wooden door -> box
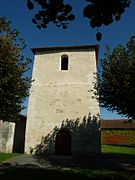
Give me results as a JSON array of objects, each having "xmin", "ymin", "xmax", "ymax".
[{"xmin": 55, "ymin": 130, "xmax": 71, "ymax": 155}]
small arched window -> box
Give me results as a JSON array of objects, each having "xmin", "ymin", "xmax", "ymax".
[{"xmin": 61, "ymin": 55, "xmax": 69, "ymax": 70}]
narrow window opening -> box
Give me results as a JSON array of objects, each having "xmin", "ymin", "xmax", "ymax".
[{"xmin": 61, "ymin": 55, "xmax": 68, "ymax": 70}]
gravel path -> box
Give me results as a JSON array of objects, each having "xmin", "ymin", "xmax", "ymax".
[{"xmin": 0, "ymin": 154, "xmax": 135, "ymax": 171}]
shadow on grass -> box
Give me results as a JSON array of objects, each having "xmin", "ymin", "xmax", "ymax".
[
  {"xmin": 101, "ymin": 152, "xmax": 135, "ymax": 159},
  {"xmin": 105, "ymin": 144, "xmax": 135, "ymax": 148},
  {"xmin": 32, "ymin": 155, "xmax": 122, "ymax": 170},
  {"xmin": 0, "ymin": 167, "xmax": 135, "ymax": 180},
  {"xmin": 0, "ymin": 153, "xmax": 135, "ymax": 180}
]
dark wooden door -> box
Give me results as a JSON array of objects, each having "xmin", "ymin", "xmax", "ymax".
[{"xmin": 55, "ymin": 130, "xmax": 71, "ymax": 155}]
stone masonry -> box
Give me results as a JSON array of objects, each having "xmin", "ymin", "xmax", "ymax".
[
  {"xmin": 25, "ymin": 45, "xmax": 100, "ymax": 155},
  {"xmin": 0, "ymin": 120, "xmax": 15, "ymax": 152}
]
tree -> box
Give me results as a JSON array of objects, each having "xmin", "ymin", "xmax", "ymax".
[
  {"xmin": 93, "ymin": 36, "xmax": 135, "ymax": 119},
  {"xmin": 0, "ymin": 17, "xmax": 31, "ymax": 122},
  {"xmin": 27, "ymin": 0, "xmax": 131, "ymax": 41}
]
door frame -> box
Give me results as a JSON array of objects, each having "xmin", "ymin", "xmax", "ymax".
[{"xmin": 55, "ymin": 128, "xmax": 71, "ymax": 155}]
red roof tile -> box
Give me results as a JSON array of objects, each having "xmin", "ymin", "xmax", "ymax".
[{"xmin": 100, "ymin": 119, "xmax": 135, "ymax": 129}]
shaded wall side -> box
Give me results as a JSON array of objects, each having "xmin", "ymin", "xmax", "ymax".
[{"xmin": 13, "ymin": 119, "xmax": 26, "ymax": 153}]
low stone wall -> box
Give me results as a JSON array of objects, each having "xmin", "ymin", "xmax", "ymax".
[{"xmin": 0, "ymin": 120, "xmax": 15, "ymax": 152}]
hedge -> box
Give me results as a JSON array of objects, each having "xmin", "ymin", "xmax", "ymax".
[{"xmin": 101, "ymin": 129, "xmax": 135, "ymax": 145}]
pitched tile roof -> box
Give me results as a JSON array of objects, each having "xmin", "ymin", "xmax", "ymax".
[{"xmin": 100, "ymin": 119, "xmax": 135, "ymax": 129}]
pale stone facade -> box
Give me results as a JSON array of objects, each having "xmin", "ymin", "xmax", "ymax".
[
  {"xmin": 0, "ymin": 120, "xmax": 15, "ymax": 152},
  {"xmin": 25, "ymin": 45, "xmax": 100, "ymax": 155},
  {"xmin": 0, "ymin": 115, "xmax": 26, "ymax": 153}
]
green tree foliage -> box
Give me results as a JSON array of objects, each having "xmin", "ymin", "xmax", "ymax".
[
  {"xmin": 27, "ymin": 0, "xmax": 75, "ymax": 30},
  {"xmin": 27, "ymin": 0, "xmax": 131, "ymax": 41},
  {"xmin": 93, "ymin": 36, "xmax": 135, "ymax": 118},
  {"xmin": 0, "ymin": 17, "xmax": 31, "ymax": 122}
]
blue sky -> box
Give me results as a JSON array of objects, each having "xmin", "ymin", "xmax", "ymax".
[{"xmin": 0, "ymin": 0, "xmax": 135, "ymax": 119}]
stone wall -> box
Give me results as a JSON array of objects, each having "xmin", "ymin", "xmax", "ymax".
[
  {"xmin": 25, "ymin": 47, "xmax": 100, "ymax": 154},
  {"xmin": 0, "ymin": 120, "xmax": 15, "ymax": 152},
  {"xmin": 31, "ymin": 116, "xmax": 101, "ymax": 156}
]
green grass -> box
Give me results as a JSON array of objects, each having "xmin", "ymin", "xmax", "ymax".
[
  {"xmin": 0, "ymin": 152, "xmax": 20, "ymax": 162},
  {"xmin": 0, "ymin": 146, "xmax": 135, "ymax": 179},
  {"xmin": 102, "ymin": 145, "xmax": 135, "ymax": 155},
  {"xmin": 0, "ymin": 168, "xmax": 134, "ymax": 180},
  {"xmin": 0, "ymin": 145, "xmax": 135, "ymax": 163}
]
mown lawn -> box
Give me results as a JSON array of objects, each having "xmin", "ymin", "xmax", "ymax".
[
  {"xmin": 102, "ymin": 144, "xmax": 135, "ymax": 155},
  {"xmin": 0, "ymin": 168, "xmax": 134, "ymax": 180},
  {"xmin": 0, "ymin": 152, "xmax": 19, "ymax": 162},
  {"xmin": 0, "ymin": 145, "xmax": 135, "ymax": 180}
]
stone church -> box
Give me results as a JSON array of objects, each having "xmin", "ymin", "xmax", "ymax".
[
  {"xmin": 25, "ymin": 45, "xmax": 101, "ymax": 156},
  {"xmin": 0, "ymin": 45, "xmax": 100, "ymax": 155}
]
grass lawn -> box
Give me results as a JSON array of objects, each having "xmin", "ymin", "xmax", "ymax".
[
  {"xmin": 0, "ymin": 168, "xmax": 134, "ymax": 180},
  {"xmin": 0, "ymin": 145, "xmax": 135, "ymax": 179},
  {"xmin": 0, "ymin": 152, "xmax": 20, "ymax": 162},
  {"xmin": 102, "ymin": 144, "xmax": 135, "ymax": 156}
]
